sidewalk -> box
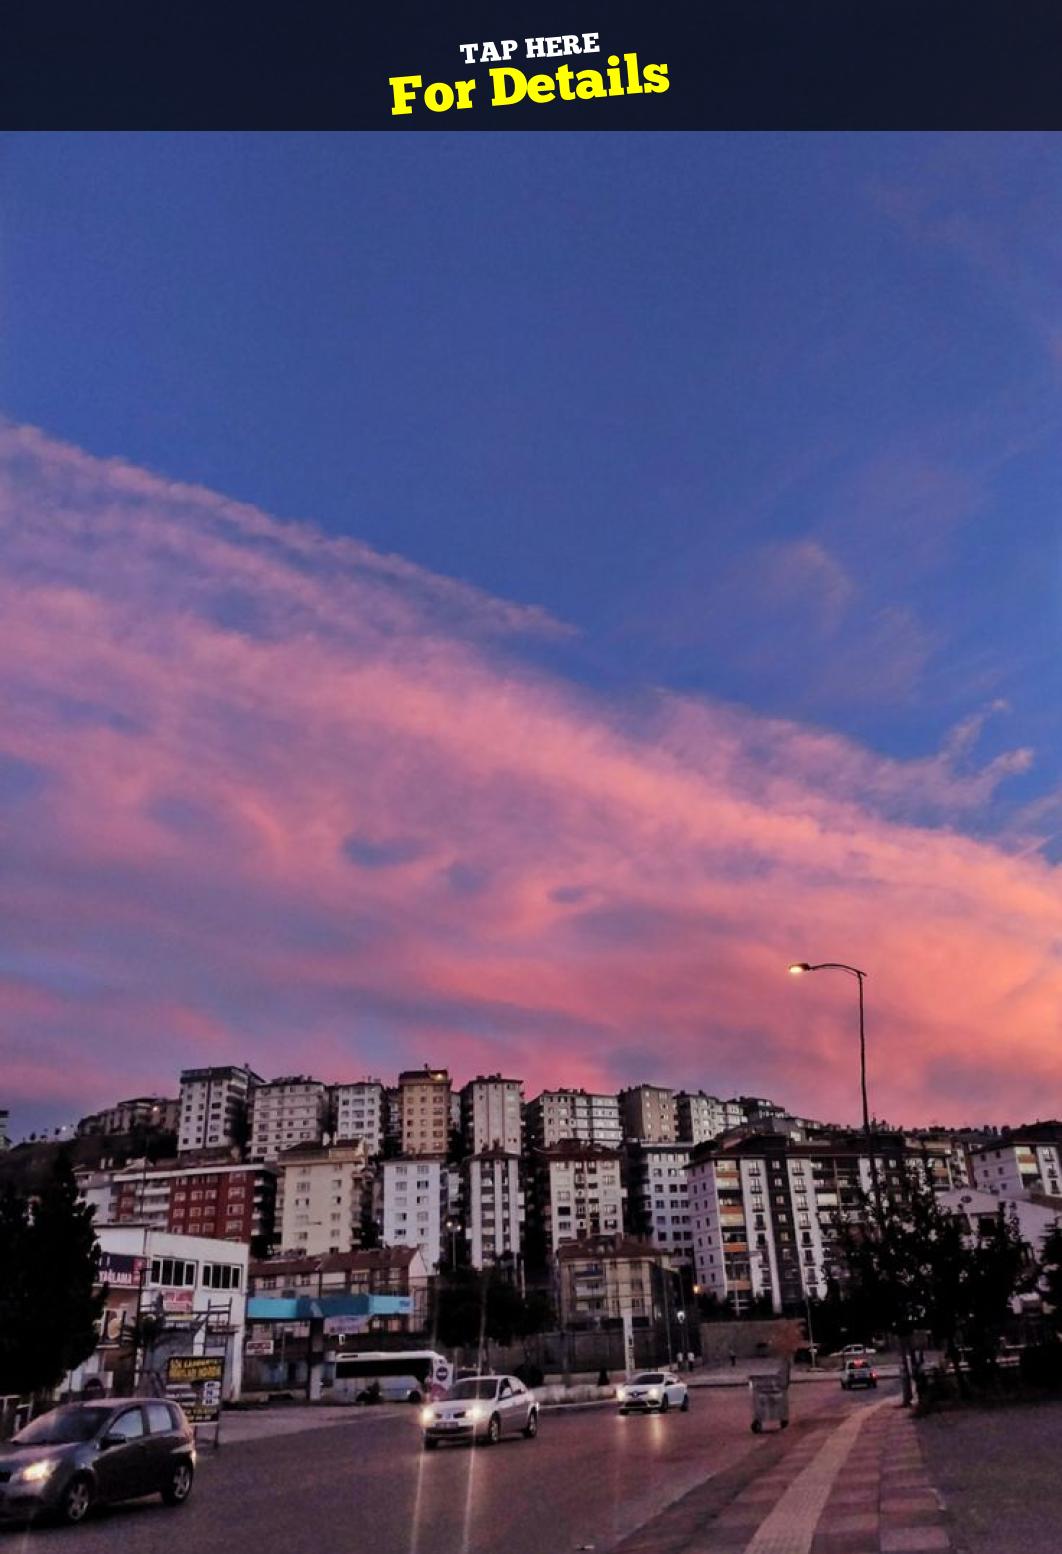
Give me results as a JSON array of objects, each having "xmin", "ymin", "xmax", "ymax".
[{"xmin": 616, "ymin": 1398, "xmax": 952, "ymax": 1554}]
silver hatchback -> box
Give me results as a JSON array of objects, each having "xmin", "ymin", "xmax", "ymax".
[
  {"xmin": 421, "ymin": 1375, "xmax": 539, "ymax": 1449},
  {"xmin": 0, "ymin": 1400, "xmax": 196, "ymax": 1526}
]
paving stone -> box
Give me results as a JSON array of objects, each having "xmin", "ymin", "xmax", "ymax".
[
  {"xmin": 879, "ymin": 1527, "xmax": 950, "ymax": 1552},
  {"xmin": 880, "ymin": 1494, "xmax": 940, "ymax": 1515},
  {"xmin": 814, "ymin": 1509, "xmax": 880, "ymax": 1534},
  {"xmin": 810, "ymin": 1534, "xmax": 880, "ymax": 1554}
]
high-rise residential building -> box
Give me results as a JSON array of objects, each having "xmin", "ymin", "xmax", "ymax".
[
  {"xmin": 0, "ymin": 1109, "xmax": 9, "ymax": 1151},
  {"xmin": 398, "ymin": 1068, "xmax": 451, "ymax": 1157},
  {"xmin": 620, "ymin": 1085, "xmax": 678, "ymax": 1143},
  {"xmin": 530, "ymin": 1142, "xmax": 625, "ymax": 1259},
  {"xmin": 688, "ymin": 1131, "xmax": 954, "ymax": 1315},
  {"xmin": 460, "ymin": 1075, "xmax": 523, "ymax": 1155},
  {"xmin": 178, "ymin": 1065, "xmax": 262, "ymax": 1156},
  {"xmin": 383, "ymin": 1087, "xmax": 402, "ymax": 1153},
  {"xmin": 676, "ymin": 1091, "xmax": 732, "ymax": 1145},
  {"xmin": 275, "ymin": 1139, "xmax": 373, "ymax": 1256},
  {"xmin": 331, "ymin": 1080, "xmax": 386, "ymax": 1154},
  {"xmin": 970, "ymin": 1134, "xmax": 1062, "ymax": 1199},
  {"xmin": 379, "ymin": 1157, "xmax": 449, "ymax": 1272},
  {"xmin": 525, "ymin": 1089, "xmax": 623, "ymax": 1150},
  {"xmin": 248, "ymin": 1076, "xmax": 329, "ymax": 1162},
  {"xmin": 623, "ymin": 1141, "xmax": 694, "ymax": 1263},
  {"xmin": 463, "ymin": 1151, "xmax": 524, "ymax": 1269}
]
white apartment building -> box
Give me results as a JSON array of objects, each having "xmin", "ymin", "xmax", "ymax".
[
  {"xmin": 249, "ymin": 1076, "xmax": 329, "ymax": 1162},
  {"xmin": 625, "ymin": 1141, "xmax": 694, "ymax": 1263},
  {"xmin": 463, "ymin": 1151, "xmax": 524, "ymax": 1268},
  {"xmin": 178, "ymin": 1064, "xmax": 261, "ymax": 1155},
  {"xmin": 380, "ymin": 1157, "xmax": 449, "ymax": 1272},
  {"xmin": 688, "ymin": 1134, "xmax": 942, "ymax": 1314},
  {"xmin": 331, "ymin": 1080, "xmax": 386, "ymax": 1154},
  {"xmin": 397, "ymin": 1068, "xmax": 452, "ymax": 1156},
  {"xmin": 971, "ymin": 1138, "xmax": 1062, "ymax": 1199},
  {"xmin": 460, "ymin": 1075, "xmax": 523, "ymax": 1155},
  {"xmin": 276, "ymin": 1139, "xmax": 373, "ymax": 1256},
  {"xmin": 526, "ymin": 1089, "xmax": 623, "ymax": 1150},
  {"xmin": 938, "ymin": 1186, "xmax": 1062, "ymax": 1260},
  {"xmin": 620, "ymin": 1085, "xmax": 678, "ymax": 1143},
  {"xmin": 532, "ymin": 1143, "xmax": 625, "ymax": 1256}
]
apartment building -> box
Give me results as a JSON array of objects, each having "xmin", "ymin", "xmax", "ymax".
[
  {"xmin": 380, "ymin": 1156, "xmax": 449, "ymax": 1272},
  {"xmin": 249, "ymin": 1246, "xmax": 430, "ymax": 1332},
  {"xmin": 620, "ymin": 1085, "xmax": 678, "ymax": 1143},
  {"xmin": 398, "ymin": 1068, "xmax": 452, "ymax": 1157},
  {"xmin": 463, "ymin": 1150, "xmax": 524, "ymax": 1269},
  {"xmin": 331, "ymin": 1080, "xmax": 386, "ymax": 1154},
  {"xmin": 971, "ymin": 1135, "xmax": 1062, "ymax": 1199},
  {"xmin": 624, "ymin": 1141, "xmax": 694, "ymax": 1263},
  {"xmin": 84, "ymin": 1158, "xmax": 277, "ymax": 1250},
  {"xmin": 276, "ymin": 1139, "xmax": 373, "ymax": 1256},
  {"xmin": 249, "ymin": 1076, "xmax": 329, "ymax": 1162},
  {"xmin": 555, "ymin": 1234, "xmax": 671, "ymax": 1330},
  {"xmin": 0, "ymin": 1109, "xmax": 9, "ymax": 1151},
  {"xmin": 688, "ymin": 1132, "xmax": 942, "ymax": 1315},
  {"xmin": 178, "ymin": 1064, "xmax": 262, "ymax": 1155},
  {"xmin": 76, "ymin": 1096, "xmax": 180, "ymax": 1137},
  {"xmin": 530, "ymin": 1141, "xmax": 625, "ymax": 1258},
  {"xmin": 460, "ymin": 1075, "xmax": 523, "ymax": 1155},
  {"xmin": 525, "ymin": 1089, "xmax": 623, "ymax": 1150}
]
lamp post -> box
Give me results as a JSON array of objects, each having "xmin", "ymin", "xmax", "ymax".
[{"xmin": 787, "ymin": 962, "xmax": 870, "ymax": 1136}]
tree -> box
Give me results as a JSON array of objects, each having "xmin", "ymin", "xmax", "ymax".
[
  {"xmin": 0, "ymin": 1152, "xmax": 105, "ymax": 1401},
  {"xmin": 1038, "ymin": 1226, "xmax": 1062, "ymax": 1331}
]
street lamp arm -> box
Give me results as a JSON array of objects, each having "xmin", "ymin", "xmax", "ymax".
[{"xmin": 801, "ymin": 962, "xmax": 867, "ymax": 979}]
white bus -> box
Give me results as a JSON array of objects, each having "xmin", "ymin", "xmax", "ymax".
[{"xmin": 332, "ymin": 1350, "xmax": 453, "ymax": 1404}]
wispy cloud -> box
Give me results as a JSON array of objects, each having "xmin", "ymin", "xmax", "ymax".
[{"xmin": 1, "ymin": 426, "xmax": 1058, "ymax": 1132}]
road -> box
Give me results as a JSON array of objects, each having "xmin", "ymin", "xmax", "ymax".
[{"xmin": 4, "ymin": 1383, "xmax": 891, "ymax": 1554}]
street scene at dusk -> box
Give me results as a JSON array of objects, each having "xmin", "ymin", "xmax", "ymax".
[{"xmin": 2, "ymin": 131, "xmax": 1062, "ymax": 1553}]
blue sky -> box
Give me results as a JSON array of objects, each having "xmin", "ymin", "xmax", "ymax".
[{"xmin": 2, "ymin": 133, "xmax": 1061, "ymax": 1136}]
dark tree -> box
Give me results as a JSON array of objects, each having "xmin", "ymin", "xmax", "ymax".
[
  {"xmin": 1038, "ymin": 1226, "xmax": 1062, "ymax": 1331},
  {"xmin": 0, "ymin": 1153, "xmax": 104, "ymax": 1401}
]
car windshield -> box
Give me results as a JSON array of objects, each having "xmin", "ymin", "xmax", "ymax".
[
  {"xmin": 632, "ymin": 1373, "xmax": 665, "ymax": 1385},
  {"xmin": 448, "ymin": 1379, "xmax": 499, "ymax": 1400},
  {"xmin": 13, "ymin": 1407, "xmax": 111, "ymax": 1445}
]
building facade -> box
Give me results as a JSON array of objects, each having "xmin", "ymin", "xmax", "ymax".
[
  {"xmin": 83, "ymin": 1159, "xmax": 277, "ymax": 1250},
  {"xmin": 525, "ymin": 1089, "xmax": 623, "ymax": 1150},
  {"xmin": 620, "ymin": 1085, "xmax": 678, "ymax": 1143},
  {"xmin": 249, "ymin": 1076, "xmax": 329, "ymax": 1162},
  {"xmin": 397, "ymin": 1068, "xmax": 452, "ymax": 1157},
  {"xmin": 624, "ymin": 1141, "xmax": 694, "ymax": 1262},
  {"xmin": 555, "ymin": 1234, "xmax": 669, "ymax": 1331},
  {"xmin": 460, "ymin": 1075, "xmax": 523, "ymax": 1155},
  {"xmin": 530, "ymin": 1142, "xmax": 625, "ymax": 1259},
  {"xmin": 331, "ymin": 1080, "xmax": 386, "ymax": 1154},
  {"xmin": 380, "ymin": 1156, "xmax": 449, "ymax": 1272},
  {"xmin": 77, "ymin": 1096, "xmax": 181, "ymax": 1137},
  {"xmin": 178, "ymin": 1064, "xmax": 261, "ymax": 1156},
  {"xmin": 970, "ymin": 1137, "xmax": 1062, "ymax": 1199},
  {"xmin": 462, "ymin": 1151, "xmax": 524, "ymax": 1269},
  {"xmin": 276, "ymin": 1139, "xmax": 373, "ymax": 1256}
]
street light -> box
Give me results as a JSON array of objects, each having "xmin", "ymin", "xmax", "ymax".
[{"xmin": 787, "ymin": 962, "xmax": 870, "ymax": 1137}]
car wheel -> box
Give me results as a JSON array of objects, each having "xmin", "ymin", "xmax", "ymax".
[
  {"xmin": 60, "ymin": 1474, "xmax": 94, "ymax": 1526},
  {"xmin": 408, "ymin": 1390, "xmax": 422, "ymax": 1404},
  {"xmin": 680, "ymin": 1393, "xmax": 690, "ymax": 1412},
  {"xmin": 659, "ymin": 1395, "xmax": 670, "ymax": 1413},
  {"xmin": 484, "ymin": 1414, "xmax": 501, "ymax": 1446},
  {"xmin": 423, "ymin": 1436, "xmax": 439, "ymax": 1451},
  {"xmin": 523, "ymin": 1410, "xmax": 538, "ymax": 1439},
  {"xmin": 161, "ymin": 1459, "xmax": 194, "ymax": 1507},
  {"xmin": 750, "ymin": 1419, "xmax": 763, "ymax": 1433}
]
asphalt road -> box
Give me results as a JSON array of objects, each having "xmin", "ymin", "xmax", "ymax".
[{"xmin": 4, "ymin": 1385, "xmax": 874, "ymax": 1554}]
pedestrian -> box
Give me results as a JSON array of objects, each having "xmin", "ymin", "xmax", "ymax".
[{"xmin": 729, "ymin": 1347, "xmax": 737, "ymax": 1368}]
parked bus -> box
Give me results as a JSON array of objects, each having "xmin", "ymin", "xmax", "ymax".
[{"xmin": 332, "ymin": 1350, "xmax": 453, "ymax": 1404}]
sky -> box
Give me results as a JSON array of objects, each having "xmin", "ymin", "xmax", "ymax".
[{"xmin": 1, "ymin": 132, "xmax": 1061, "ymax": 1139}]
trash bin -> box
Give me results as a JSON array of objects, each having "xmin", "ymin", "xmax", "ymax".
[{"xmin": 749, "ymin": 1372, "xmax": 790, "ymax": 1433}]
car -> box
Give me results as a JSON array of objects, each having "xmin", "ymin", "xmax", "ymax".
[
  {"xmin": 616, "ymin": 1372, "xmax": 690, "ymax": 1414},
  {"xmin": 840, "ymin": 1359, "xmax": 878, "ymax": 1390},
  {"xmin": 0, "ymin": 1399, "xmax": 196, "ymax": 1526},
  {"xmin": 420, "ymin": 1374, "xmax": 538, "ymax": 1449},
  {"xmin": 837, "ymin": 1344, "xmax": 876, "ymax": 1358}
]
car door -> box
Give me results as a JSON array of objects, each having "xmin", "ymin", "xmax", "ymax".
[
  {"xmin": 496, "ymin": 1379, "xmax": 515, "ymax": 1433},
  {"xmin": 93, "ymin": 1406, "xmax": 151, "ymax": 1502},
  {"xmin": 507, "ymin": 1378, "xmax": 530, "ymax": 1429},
  {"xmin": 143, "ymin": 1401, "xmax": 183, "ymax": 1489}
]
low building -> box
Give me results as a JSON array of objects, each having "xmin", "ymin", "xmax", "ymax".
[
  {"xmin": 248, "ymin": 1246, "xmax": 429, "ymax": 1330},
  {"xmin": 970, "ymin": 1135, "xmax": 1062, "ymax": 1200},
  {"xmin": 76, "ymin": 1096, "xmax": 180, "ymax": 1137},
  {"xmin": 937, "ymin": 1187, "xmax": 1062, "ymax": 1258},
  {"xmin": 555, "ymin": 1234, "xmax": 671, "ymax": 1330},
  {"xmin": 67, "ymin": 1226, "xmax": 249, "ymax": 1401}
]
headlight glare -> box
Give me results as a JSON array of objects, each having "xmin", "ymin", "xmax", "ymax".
[
  {"xmin": 21, "ymin": 1460, "xmax": 57, "ymax": 1484},
  {"xmin": 420, "ymin": 1406, "xmax": 435, "ymax": 1425}
]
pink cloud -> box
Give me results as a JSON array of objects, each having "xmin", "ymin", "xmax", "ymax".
[{"xmin": 1, "ymin": 424, "xmax": 1059, "ymax": 1133}]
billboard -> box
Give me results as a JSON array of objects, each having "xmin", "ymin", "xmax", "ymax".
[{"xmin": 98, "ymin": 1252, "xmax": 146, "ymax": 1289}]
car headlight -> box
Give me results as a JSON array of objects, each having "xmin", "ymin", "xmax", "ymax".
[
  {"xmin": 20, "ymin": 1460, "xmax": 58, "ymax": 1484},
  {"xmin": 467, "ymin": 1405, "xmax": 486, "ymax": 1421},
  {"xmin": 420, "ymin": 1406, "xmax": 436, "ymax": 1426},
  {"xmin": 616, "ymin": 1386, "xmax": 627, "ymax": 1400},
  {"xmin": 647, "ymin": 1389, "xmax": 661, "ymax": 1400}
]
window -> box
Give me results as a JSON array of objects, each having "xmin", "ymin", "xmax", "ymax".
[
  {"xmin": 151, "ymin": 1257, "xmax": 196, "ymax": 1287},
  {"xmin": 146, "ymin": 1402, "xmax": 179, "ymax": 1434},
  {"xmin": 203, "ymin": 1263, "xmax": 242, "ymax": 1290},
  {"xmin": 110, "ymin": 1408, "xmax": 146, "ymax": 1441}
]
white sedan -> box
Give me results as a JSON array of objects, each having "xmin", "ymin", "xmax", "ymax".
[
  {"xmin": 616, "ymin": 1371, "xmax": 689, "ymax": 1413},
  {"xmin": 421, "ymin": 1375, "xmax": 539, "ymax": 1448}
]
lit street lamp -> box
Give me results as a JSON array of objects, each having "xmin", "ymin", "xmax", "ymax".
[{"xmin": 788, "ymin": 962, "xmax": 870, "ymax": 1138}]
